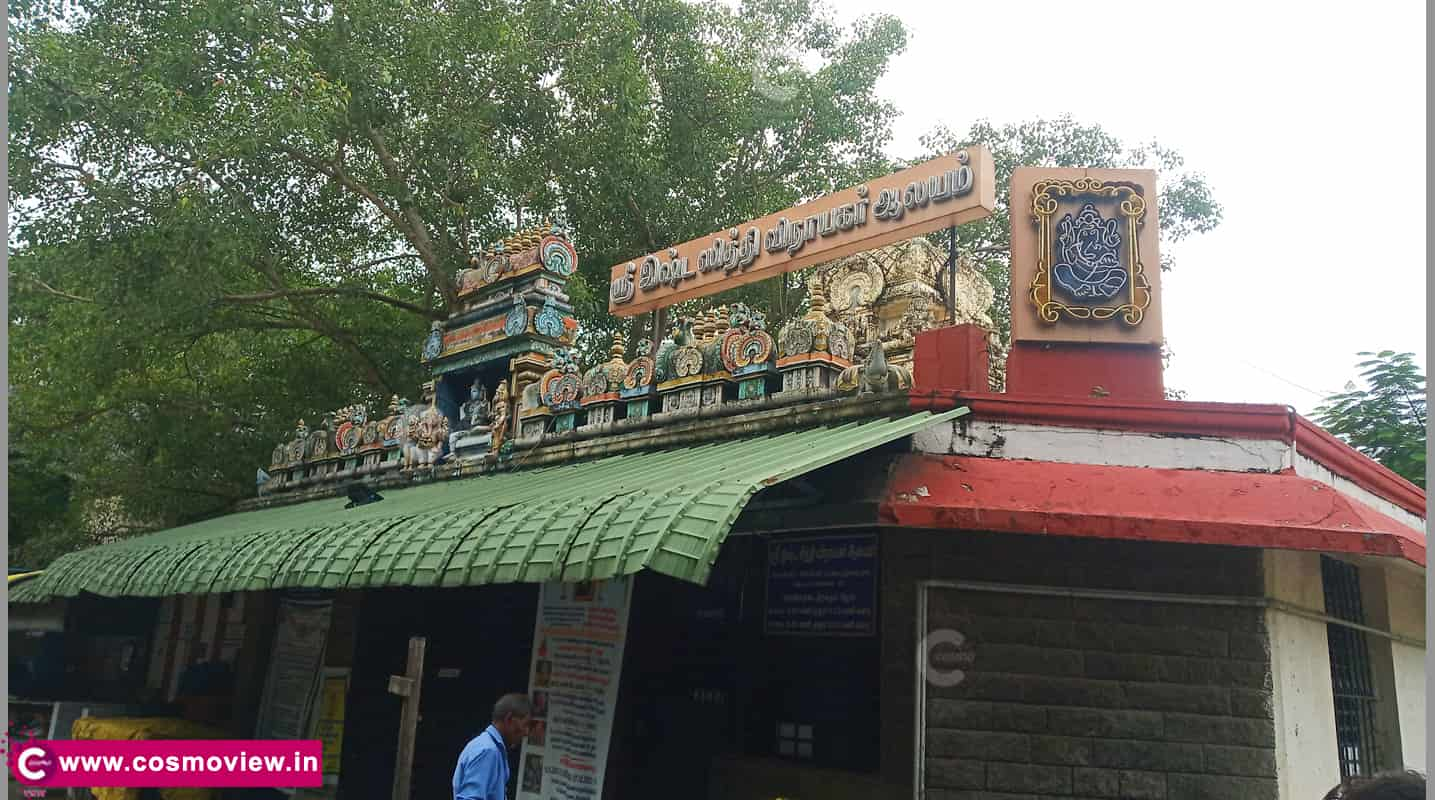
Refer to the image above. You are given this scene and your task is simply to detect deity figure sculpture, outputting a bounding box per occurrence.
[449,378,494,454]
[837,337,912,396]
[402,383,450,469]
[421,321,444,362]
[466,379,492,426]
[490,380,512,455]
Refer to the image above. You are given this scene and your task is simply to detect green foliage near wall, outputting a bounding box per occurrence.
[1315,351,1427,488]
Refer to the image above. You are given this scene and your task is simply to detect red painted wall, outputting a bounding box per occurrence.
[1004,340,1164,401]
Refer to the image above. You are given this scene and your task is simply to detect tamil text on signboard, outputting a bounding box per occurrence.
[607,147,995,316]
[765,534,877,636]
[517,578,632,800]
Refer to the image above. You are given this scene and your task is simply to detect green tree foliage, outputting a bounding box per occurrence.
[918,116,1222,337]
[1315,351,1427,488]
[8,449,85,568]
[9,0,908,545]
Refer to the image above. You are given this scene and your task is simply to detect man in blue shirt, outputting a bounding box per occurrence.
[453,693,533,800]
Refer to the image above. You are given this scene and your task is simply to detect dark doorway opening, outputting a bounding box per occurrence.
[341,584,536,800]
[609,535,880,800]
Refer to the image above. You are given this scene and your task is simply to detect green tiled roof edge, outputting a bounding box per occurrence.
[10,409,965,602]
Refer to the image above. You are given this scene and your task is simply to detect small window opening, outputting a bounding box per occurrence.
[1321,555,1381,778]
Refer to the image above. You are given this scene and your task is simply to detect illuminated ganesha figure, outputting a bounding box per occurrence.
[1052,202,1126,300]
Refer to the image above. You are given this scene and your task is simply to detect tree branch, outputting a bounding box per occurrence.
[280,142,407,230]
[14,274,98,304]
[350,252,421,273]
[219,286,439,319]
[624,191,660,252]
[361,124,459,308]
[282,137,457,311]
[20,407,120,434]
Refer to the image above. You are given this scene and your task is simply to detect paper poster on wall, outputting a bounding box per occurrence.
[516,577,633,800]
[308,667,350,786]
[255,595,332,741]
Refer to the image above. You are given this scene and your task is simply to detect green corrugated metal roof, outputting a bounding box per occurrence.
[10,410,962,602]
[6,571,45,604]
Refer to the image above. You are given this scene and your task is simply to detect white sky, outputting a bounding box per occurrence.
[820,0,1426,414]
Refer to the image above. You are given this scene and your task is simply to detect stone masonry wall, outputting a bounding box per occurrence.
[923,589,1275,800]
[878,530,1275,800]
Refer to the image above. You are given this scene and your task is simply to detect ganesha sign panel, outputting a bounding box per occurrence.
[607,147,997,316]
[1010,167,1163,344]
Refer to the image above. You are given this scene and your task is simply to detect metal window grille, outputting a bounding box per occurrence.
[1321,556,1381,778]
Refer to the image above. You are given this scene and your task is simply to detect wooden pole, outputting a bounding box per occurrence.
[651,307,667,357]
[389,636,426,800]
[946,225,958,323]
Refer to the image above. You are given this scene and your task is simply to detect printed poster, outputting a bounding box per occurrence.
[255,595,333,741]
[516,578,633,800]
[309,667,350,785]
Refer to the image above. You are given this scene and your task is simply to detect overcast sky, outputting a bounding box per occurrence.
[818,0,1426,414]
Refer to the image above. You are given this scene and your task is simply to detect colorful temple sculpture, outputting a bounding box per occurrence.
[262,399,406,494]
[400,382,450,469]
[448,377,494,456]
[776,285,856,396]
[425,221,580,452]
[580,332,630,430]
[518,348,584,440]
[816,236,1004,389]
[619,338,657,419]
[654,303,779,414]
[258,229,990,497]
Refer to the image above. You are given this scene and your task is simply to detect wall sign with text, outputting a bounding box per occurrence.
[765,534,877,637]
[608,148,996,316]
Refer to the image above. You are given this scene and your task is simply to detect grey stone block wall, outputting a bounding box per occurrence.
[921,588,1276,800]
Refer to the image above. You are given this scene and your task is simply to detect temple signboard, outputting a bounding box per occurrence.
[1009,167,1163,344]
[607,146,997,316]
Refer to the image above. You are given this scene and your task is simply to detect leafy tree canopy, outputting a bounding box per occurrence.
[1315,351,1427,488]
[9,0,908,545]
[8,449,84,568]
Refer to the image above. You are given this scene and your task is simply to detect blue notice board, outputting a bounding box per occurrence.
[765,534,877,636]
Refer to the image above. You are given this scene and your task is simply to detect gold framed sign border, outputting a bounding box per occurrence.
[1029,178,1151,326]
